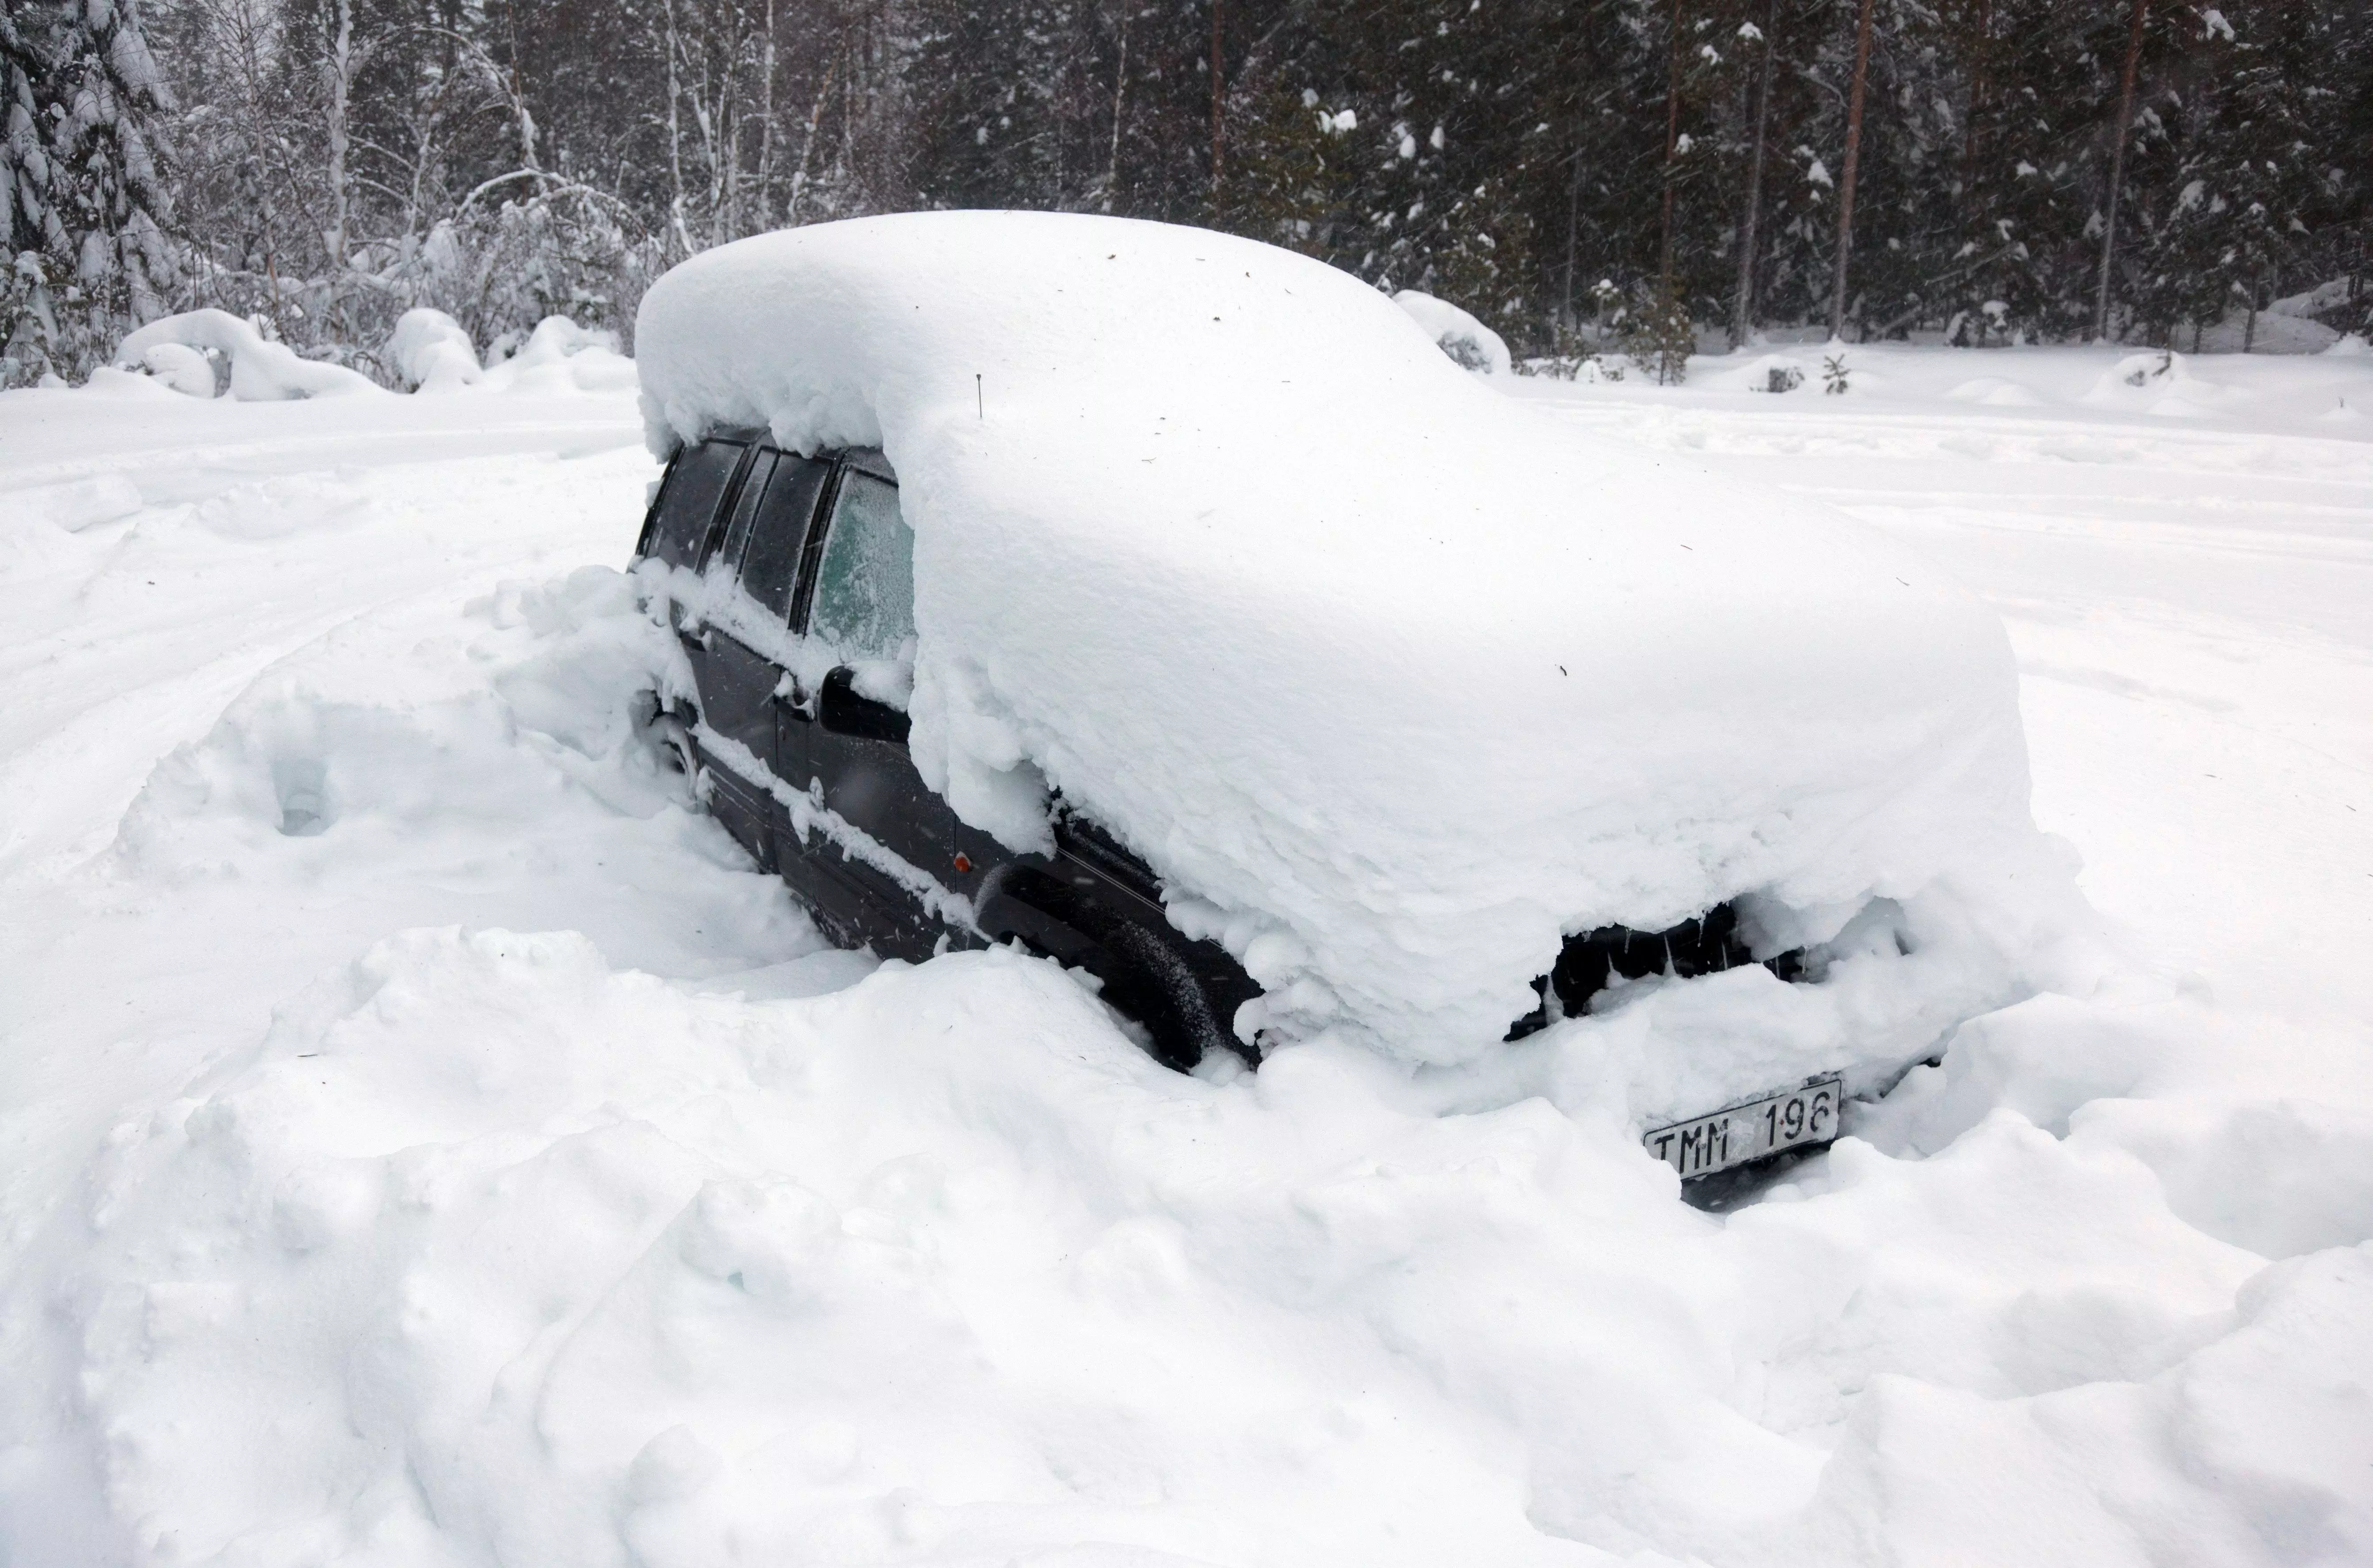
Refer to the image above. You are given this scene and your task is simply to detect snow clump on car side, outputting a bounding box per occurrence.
[633,211,2084,1094]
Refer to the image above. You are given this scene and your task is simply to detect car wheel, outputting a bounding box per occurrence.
[1086,916,1245,1073]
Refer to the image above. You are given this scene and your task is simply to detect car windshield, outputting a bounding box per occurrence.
[808,469,914,666]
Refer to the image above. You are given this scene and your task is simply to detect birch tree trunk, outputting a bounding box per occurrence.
[1827,0,1877,340]
[1104,8,1129,213]
[1209,0,1224,200]
[664,0,693,255]
[754,0,777,230]
[324,0,354,330]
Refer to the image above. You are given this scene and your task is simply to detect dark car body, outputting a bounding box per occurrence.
[633,433,1264,1069]
[633,434,1798,1074]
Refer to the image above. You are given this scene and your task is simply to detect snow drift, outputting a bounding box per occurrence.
[386,307,482,392]
[635,212,2071,1092]
[1393,288,1511,375]
[116,309,384,401]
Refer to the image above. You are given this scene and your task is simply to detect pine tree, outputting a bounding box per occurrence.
[47,0,178,358]
[3,5,64,381]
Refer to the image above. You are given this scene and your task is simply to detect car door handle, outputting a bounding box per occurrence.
[772,677,819,721]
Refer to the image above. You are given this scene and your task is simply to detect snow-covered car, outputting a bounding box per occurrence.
[629,212,2075,1186]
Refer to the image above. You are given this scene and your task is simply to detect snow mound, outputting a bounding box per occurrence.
[8,473,143,532]
[115,309,384,401]
[1391,288,1511,375]
[1944,375,2043,407]
[1716,352,1810,394]
[483,314,638,394]
[137,340,217,397]
[2080,351,2239,420]
[33,916,2373,1567]
[2323,332,2369,358]
[385,307,482,392]
[635,212,2068,1082]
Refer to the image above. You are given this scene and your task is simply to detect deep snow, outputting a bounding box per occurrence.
[2,332,2370,1567]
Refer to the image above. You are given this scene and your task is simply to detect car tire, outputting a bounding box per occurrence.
[1079,913,1246,1073]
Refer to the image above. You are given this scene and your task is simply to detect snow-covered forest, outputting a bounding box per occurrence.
[4,0,2370,386]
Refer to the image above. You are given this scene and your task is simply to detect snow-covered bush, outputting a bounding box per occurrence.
[481,314,637,393]
[137,340,217,396]
[385,308,481,392]
[115,310,382,400]
[1392,288,1511,375]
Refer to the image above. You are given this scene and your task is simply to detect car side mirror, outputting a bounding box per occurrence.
[817,666,911,744]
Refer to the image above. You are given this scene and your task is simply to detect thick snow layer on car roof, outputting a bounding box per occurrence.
[637,212,2067,1070]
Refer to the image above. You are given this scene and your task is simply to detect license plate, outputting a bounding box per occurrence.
[1644,1074,1843,1180]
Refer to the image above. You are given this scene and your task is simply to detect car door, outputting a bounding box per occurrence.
[682,447,785,868]
[784,454,961,959]
[664,443,831,878]
[640,438,774,863]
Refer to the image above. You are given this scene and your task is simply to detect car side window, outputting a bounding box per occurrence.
[807,470,914,665]
[715,449,778,572]
[646,440,744,569]
[736,455,833,618]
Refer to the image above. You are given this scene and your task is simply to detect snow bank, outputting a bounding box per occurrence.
[136,340,217,397]
[1713,351,1811,395]
[2082,350,2236,419]
[115,309,384,401]
[637,213,2070,1088]
[483,314,638,394]
[385,307,482,392]
[40,910,2367,1568]
[1392,288,1511,375]
[8,473,143,531]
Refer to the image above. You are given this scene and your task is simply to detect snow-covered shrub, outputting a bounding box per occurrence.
[1393,289,1511,375]
[115,310,382,400]
[480,314,637,393]
[1714,353,1805,394]
[137,340,217,396]
[385,308,481,392]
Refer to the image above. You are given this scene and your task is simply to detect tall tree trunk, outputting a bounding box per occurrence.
[1730,0,1777,347]
[1827,0,1877,340]
[784,50,837,227]
[324,0,355,335]
[2093,0,2148,340]
[1209,0,1224,200]
[755,0,778,230]
[664,0,693,255]
[1960,0,1990,340]
[1104,8,1129,213]
[1658,0,1683,298]
[1960,0,1988,202]
[1563,148,1581,330]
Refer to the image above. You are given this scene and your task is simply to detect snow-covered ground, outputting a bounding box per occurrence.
[2,339,2369,1566]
